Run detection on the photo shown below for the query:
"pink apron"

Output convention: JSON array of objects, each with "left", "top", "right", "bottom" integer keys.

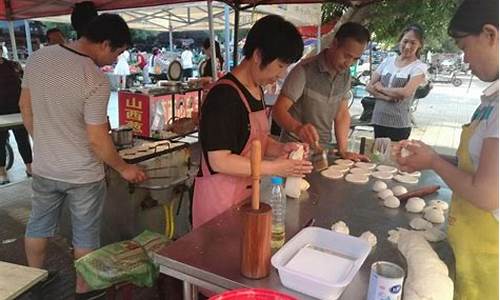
[{"left": 193, "top": 79, "right": 269, "bottom": 229}]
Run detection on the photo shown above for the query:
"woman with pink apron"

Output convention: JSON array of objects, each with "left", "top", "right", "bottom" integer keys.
[
  {"left": 396, "top": 2, "right": 498, "bottom": 298},
  {"left": 193, "top": 15, "right": 312, "bottom": 229}
]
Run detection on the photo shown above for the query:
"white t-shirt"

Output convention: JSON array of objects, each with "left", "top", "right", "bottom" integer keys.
[
  {"left": 22, "top": 45, "right": 109, "bottom": 184},
  {"left": 181, "top": 50, "right": 193, "bottom": 69},
  {"left": 468, "top": 80, "right": 498, "bottom": 219}
]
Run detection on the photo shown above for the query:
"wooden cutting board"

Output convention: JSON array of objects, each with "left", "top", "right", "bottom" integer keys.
[{"left": 0, "top": 261, "right": 48, "bottom": 300}]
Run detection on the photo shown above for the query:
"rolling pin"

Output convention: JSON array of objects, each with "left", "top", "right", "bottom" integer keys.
[
  {"left": 397, "top": 185, "right": 441, "bottom": 202},
  {"left": 240, "top": 140, "right": 272, "bottom": 279}
]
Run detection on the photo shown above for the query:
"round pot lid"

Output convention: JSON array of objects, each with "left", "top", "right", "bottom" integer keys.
[{"left": 168, "top": 60, "right": 182, "bottom": 81}]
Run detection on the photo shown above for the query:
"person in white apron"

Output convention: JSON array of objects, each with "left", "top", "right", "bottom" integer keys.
[
  {"left": 193, "top": 15, "right": 313, "bottom": 228},
  {"left": 395, "top": 1, "right": 498, "bottom": 298}
]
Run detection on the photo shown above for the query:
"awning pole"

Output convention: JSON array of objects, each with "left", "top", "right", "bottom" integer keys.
[
  {"left": 169, "top": 14, "right": 173, "bottom": 52},
  {"left": 207, "top": 0, "right": 217, "bottom": 81},
  {"left": 232, "top": 6, "right": 240, "bottom": 69},
  {"left": 316, "top": 14, "right": 321, "bottom": 54},
  {"left": 24, "top": 20, "right": 32, "bottom": 56},
  {"left": 223, "top": 5, "right": 231, "bottom": 72},
  {"left": 7, "top": 21, "right": 19, "bottom": 61}
]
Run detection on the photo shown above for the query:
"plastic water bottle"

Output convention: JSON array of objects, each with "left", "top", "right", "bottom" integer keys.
[{"left": 270, "top": 176, "right": 286, "bottom": 249}]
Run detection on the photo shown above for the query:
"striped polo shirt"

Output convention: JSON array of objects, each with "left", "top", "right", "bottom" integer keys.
[
  {"left": 279, "top": 51, "right": 351, "bottom": 145},
  {"left": 22, "top": 45, "right": 110, "bottom": 184},
  {"left": 371, "top": 56, "right": 427, "bottom": 128}
]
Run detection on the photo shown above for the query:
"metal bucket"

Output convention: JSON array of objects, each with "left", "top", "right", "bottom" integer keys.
[{"left": 111, "top": 127, "right": 133, "bottom": 147}]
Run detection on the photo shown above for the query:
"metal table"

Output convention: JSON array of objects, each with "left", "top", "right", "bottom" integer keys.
[
  {"left": 0, "top": 113, "right": 23, "bottom": 129},
  {"left": 154, "top": 170, "right": 455, "bottom": 299}
]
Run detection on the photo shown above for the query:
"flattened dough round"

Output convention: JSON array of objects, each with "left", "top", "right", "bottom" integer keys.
[
  {"left": 399, "top": 170, "right": 422, "bottom": 177},
  {"left": 334, "top": 159, "right": 355, "bottom": 167},
  {"left": 391, "top": 185, "right": 408, "bottom": 196},
  {"left": 321, "top": 168, "right": 344, "bottom": 179},
  {"left": 345, "top": 174, "right": 369, "bottom": 184},
  {"left": 376, "top": 165, "right": 398, "bottom": 173},
  {"left": 372, "top": 180, "right": 387, "bottom": 192},
  {"left": 384, "top": 196, "right": 401, "bottom": 208},
  {"left": 424, "top": 207, "right": 445, "bottom": 223},
  {"left": 355, "top": 162, "right": 377, "bottom": 170},
  {"left": 394, "top": 174, "right": 419, "bottom": 184},
  {"left": 372, "top": 171, "right": 394, "bottom": 180},
  {"left": 378, "top": 189, "right": 394, "bottom": 200},
  {"left": 405, "top": 197, "right": 426, "bottom": 213},
  {"left": 428, "top": 199, "right": 449, "bottom": 211},
  {"left": 326, "top": 165, "right": 350, "bottom": 173},
  {"left": 409, "top": 217, "right": 433, "bottom": 230},
  {"left": 350, "top": 168, "right": 372, "bottom": 176}
]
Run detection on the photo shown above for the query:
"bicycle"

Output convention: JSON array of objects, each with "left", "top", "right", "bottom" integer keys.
[{"left": 347, "top": 70, "right": 370, "bottom": 108}]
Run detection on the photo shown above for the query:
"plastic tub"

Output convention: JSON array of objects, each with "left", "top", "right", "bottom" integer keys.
[
  {"left": 209, "top": 288, "right": 297, "bottom": 299},
  {"left": 271, "top": 226, "right": 371, "bottom": 300}
]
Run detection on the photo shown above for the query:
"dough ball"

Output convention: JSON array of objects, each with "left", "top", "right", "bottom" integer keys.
[
  {"left": 405, "top": 197, "right": 426, "bottom": 213},
  {"left": 345, "top": 174, "right": 369, "bottom": 184},
  {"left": 359, "top": 231, "right": 377, "bottom": 247},
  {"left": 423, "top": 227, "right": 447, "bottom": 242},
  {"left": 428, "top": 199, "right": 449, "bottom": 211},
  {"left": 387, "top": 229, "right": 401, "bottom": 244},
  {"left": 423, "top": 207, "right": 445, "bottom": 224},
  {"left": 391, "top": 185, "right": 408, "bottom": 196},
  {"left": 288, "top": 144, "right": 304, "bottom": 160},
  {"left": 300, "top": 179, "right": 310, "bottom": 191},
  {"left": 384, "top": 196, "right": 401, "bottom": 208},
  {"left": 331, "top": 221, "right": 350, "bottom": 235},
  {"left": 409, "top": 217, "right": 433, "bottom": 230},
  {"left": 372, "top": 180, "right": 387, "bottom": 192},
  {"left": 378, "top": 189, "right": 394, "bottom": 200},
  {"left": 401, "top": 147, "right": 412, "bottom": 158}
]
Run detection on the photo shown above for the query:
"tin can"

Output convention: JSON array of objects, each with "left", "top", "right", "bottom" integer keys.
[{"left": 367, "top": 261, "right": 405, "bottom": 300}]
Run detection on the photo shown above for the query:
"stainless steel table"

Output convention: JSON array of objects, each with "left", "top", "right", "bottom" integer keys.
[
  {"left": 154, "top": 170, "right": 455, "bottom": 299},
  {"left": 0, "top": 113, "right": 23, "bottom": 129}
]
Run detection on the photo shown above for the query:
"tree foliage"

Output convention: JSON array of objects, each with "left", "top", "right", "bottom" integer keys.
[{"left": 322, "top": 0, "right": 461, "bottom": 52}]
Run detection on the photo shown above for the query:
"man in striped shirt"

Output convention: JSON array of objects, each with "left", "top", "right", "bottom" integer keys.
[{"left": 19, "top": 14, "right": 146, "bottom": 299}]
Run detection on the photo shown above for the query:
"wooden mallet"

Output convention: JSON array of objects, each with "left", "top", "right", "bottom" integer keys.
[{"left": 240, "top": 140, "right": 272, "bottom": 279}]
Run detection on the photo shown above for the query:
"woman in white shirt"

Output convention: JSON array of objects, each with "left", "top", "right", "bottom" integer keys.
[
  {"left": 366, "top": 25, "right": 427, "bottom": 141},
  {"left": 395, "top": 0, "right": 498, "bottom": 297},
  {"left": 114, "top": 49, "right": 130, "bottom": 89}
]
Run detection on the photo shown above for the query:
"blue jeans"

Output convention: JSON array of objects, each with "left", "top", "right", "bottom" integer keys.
[{"left": 25, "top": 175, "right": 106, "bottom": 249}]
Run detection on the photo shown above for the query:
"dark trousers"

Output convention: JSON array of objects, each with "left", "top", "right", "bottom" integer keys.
[
  {"left": 0, "top": 127, "right": 33, "bottom": 167},
  {"left": 374, "top": 125, "right": 411, "bottom": 142},
  {"left": 182, "top": 68, "right": 193, "bottom": 80}
]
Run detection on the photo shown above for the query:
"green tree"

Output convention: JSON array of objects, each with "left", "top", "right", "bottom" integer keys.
[{"left": 322, "top": 0, "right": 460, "bottom": 52}]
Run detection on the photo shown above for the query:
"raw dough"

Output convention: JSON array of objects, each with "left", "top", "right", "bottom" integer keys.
[
  {"left": 401, "top": 147, "right": 412, "bottom": 158},
  {"left": 331, "top": 221, "right": 350, "bottom": 235},
  {"left": 345, "top": 174, "right": 369, "bottom": 184},
  {"left": 285, "top": 144, "right": 305, "bottom": 198},
  {"left": 326, "top": 165, "right": 350, "bottom": 173},
  {"left": 300, "top": 179, "right": 310, "bottom": 191},
  {"left": 384, "top": 196, "right": 400, "bottom": 208},
  {"left": 423, "top": 207, "right": 445, "bottom": 224},
  {"left": 423, "top": 227, "right": 447, "bottom": 242},
  {"left": 372, "top": 180, "right": 387, "bottom": 192},
  {"left": 409, "top": 217, "right": 433, "bottom": 230},
  {"left": 334, "top": 159, "right": 355, "bottom": 167},
  {"left": 372, "top": 171, "right": 394, "bottom": 180},
  {"left": 377, "top": 189, "right": 394, "bottom": 200},
  {"left": 349, "top": 168, "right": 372, "bottom": 176},
  {"left": 405, "top": 197, "right": 426, "bottom": 213},
  {"left": 355, "top": 162, "right": 377, "bottom": 170},
  {"left": 376, "top": 165, "right": 398, "bottom": 173},
  {"left": 428, "top": 199, "right": 449, "bottom": 210},
  {"left": 391, "top": 185, "right": 408, "bottom": 196},
  {"left": 399, "top": 170, "right": 421, "bottom": 177},
  {"left": 359, "top": 231, "right": 377, "bottom": 247},
  {"left": 394, "top": 174, "right": 419, "bottom": 184},
  {"left": 321, "top": 168, "right": 344, "bottom": 179}
]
